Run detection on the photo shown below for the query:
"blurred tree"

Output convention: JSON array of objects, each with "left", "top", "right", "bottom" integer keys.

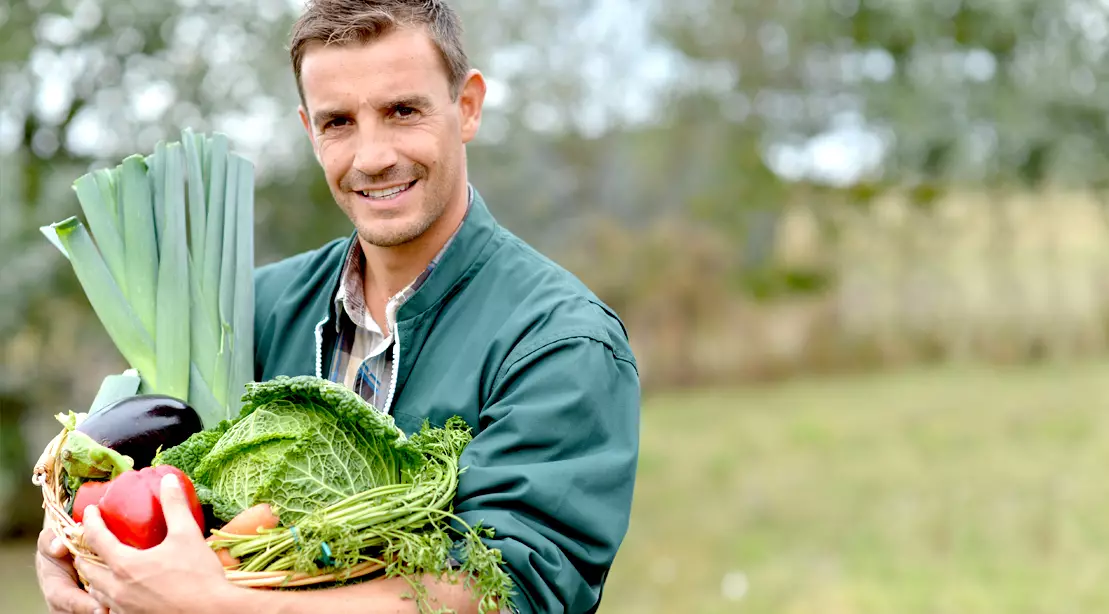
[
  {"left": 6, "top": 0, "right": 1109, "bottom": 533},
  {"left": 0, "top": 0, "right": 312, "bottom": 534},
  {"left": 0, "top": 0, "right": 659, "bottom": 534}
]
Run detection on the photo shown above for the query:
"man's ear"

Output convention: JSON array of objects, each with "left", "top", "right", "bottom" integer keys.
[
  {"left": 298, "top": 104, "right": 320, "bottom": 161},
  {"left": 458, "top": 69, "right": 486, "bottom": 144}
]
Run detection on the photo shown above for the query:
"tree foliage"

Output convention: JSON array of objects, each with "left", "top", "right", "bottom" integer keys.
[{"left": 5, "top": 0, "right": 1109, "bottom": 532}]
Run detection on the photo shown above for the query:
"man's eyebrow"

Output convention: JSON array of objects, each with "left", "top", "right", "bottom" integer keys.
[
  {"left": 311, "top": 108, "right": 350, "bottom": 128},
  {"left": 311, "top": 96, "right": 435, "bottom": 126},
  {"left": 385, "top": 95, "right": 434, "bottom": 110}
]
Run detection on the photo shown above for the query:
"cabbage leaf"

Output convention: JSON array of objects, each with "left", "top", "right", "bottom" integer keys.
[{"left": 156, "top": 375, "right": 423, "bottom": 523}]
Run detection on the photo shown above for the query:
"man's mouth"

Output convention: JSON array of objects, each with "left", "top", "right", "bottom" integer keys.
[{"left": 357, "top": 180, "right": 418, "bottom": 200}]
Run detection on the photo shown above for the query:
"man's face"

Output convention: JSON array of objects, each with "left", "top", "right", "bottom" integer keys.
[{"left": 298, "top": 27, "right": 483, "bottom": 248}]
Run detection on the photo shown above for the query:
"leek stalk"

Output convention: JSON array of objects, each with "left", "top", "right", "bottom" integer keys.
[
  {"left": 120, "top": 155, "right": 158, "bottom": 338},
  {"left": 155, "top": 142, "right": 191, "bottom": 401},
  {"left": 41, "top": 129, "right": 256, "bottom": 428}
]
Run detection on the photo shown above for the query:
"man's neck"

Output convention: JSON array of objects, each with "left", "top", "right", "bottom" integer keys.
[{"left": 359, "top": 184, "right": 469, "bottom": 323}]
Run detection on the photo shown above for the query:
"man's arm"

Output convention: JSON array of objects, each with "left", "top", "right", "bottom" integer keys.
[
  {"left": 450, "top": 333, "right": 641, "bottom": 613},
  {"left": 76, "top": 472, "right": 496, "bottom": 614}
]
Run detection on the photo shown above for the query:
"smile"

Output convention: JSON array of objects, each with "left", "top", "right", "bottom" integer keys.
[{"left": 358, "top": 180, "right": 417, "bottom": 200}]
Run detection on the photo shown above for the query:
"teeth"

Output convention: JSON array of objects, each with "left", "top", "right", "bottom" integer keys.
[{"left": 360, "top": 183, "right": 409, "bottom": 199}]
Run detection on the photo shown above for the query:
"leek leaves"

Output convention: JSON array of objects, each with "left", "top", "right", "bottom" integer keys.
[{"left": 41, "top": 129, "right": 255, "bottom": 428}]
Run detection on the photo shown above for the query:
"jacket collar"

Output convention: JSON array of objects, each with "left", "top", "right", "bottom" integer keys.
[{"left": 395, "top": 187, "right": 500, "bottom": 321}]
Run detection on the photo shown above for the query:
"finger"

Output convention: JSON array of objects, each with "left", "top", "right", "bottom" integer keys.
[
  {"left": 38, "top": 550, "right": 80, "bottom": 585},
  {"left": 39, "top": 560, "right": 100, "bottom": 614},
  {"left": 75, "top": 558, "right": 119, "bottom": 599},
  {"left": 59, "top": 585, "right": 102, "bottom": 614},
  {"left": 38, "top": 527, "right": 68, "bottom": 559},
  {"left": 160, "top": 473, "right": 202, "bottom": 539},
  {"left": 48, "top": 536, "right": 69, "bottom": 559},
  {"left": 88, "top": 585, "right": 118, "bottom": 613},
  {"left": 80, "top": 505, "right": 130, "bottom": 565},
  {"left": 36, "top": 538, "right": 81, "bottom": 589}
]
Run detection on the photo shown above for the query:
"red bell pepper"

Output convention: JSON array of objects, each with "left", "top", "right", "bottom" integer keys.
[
  {"left": 72, "top": 480, "right": 111, "bottom": 523},
  {"left": 96, "top": 465, "right": 205, "bottom": 549}
]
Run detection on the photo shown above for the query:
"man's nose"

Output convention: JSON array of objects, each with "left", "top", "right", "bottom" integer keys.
[{"left": 352, "top": 122, "right": 399, "bottom": 178}]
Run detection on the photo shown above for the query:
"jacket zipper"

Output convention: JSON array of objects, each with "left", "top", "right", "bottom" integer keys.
[
  {"left": 313, "top": 316, "right": 327, "bottom": 379},
  {"left": 382, "top": 322, "right": 400, "bottom": 414}
]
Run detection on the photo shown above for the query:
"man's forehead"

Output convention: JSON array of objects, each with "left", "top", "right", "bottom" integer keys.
[{"left": 299, "top": 27, "right": 444, "bottom": 90}]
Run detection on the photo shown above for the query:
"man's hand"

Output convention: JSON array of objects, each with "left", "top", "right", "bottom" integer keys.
[
  {"left": 36, "top": 526, "right": 102, "bottom": 614},
  {"left": 75, "top": 473, "right": 236, "bottom": 614}
]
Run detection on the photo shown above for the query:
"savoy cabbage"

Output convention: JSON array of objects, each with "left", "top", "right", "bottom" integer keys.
[{"left": 155, "top": 375, "right": 423, "bottom": 523}]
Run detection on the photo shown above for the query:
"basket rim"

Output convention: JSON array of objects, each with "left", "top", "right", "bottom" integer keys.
[{"left": 34, "top": 425, "right": 383, "bottom": 589}]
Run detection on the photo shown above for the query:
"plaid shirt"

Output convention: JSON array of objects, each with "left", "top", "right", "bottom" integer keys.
[{"left": 328, "top": 185, "right": 472, "bottom": 411}]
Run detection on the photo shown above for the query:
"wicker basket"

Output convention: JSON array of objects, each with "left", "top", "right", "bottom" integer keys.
[{"left": 31, "top": 426, "right": 383, "bottom": 589}]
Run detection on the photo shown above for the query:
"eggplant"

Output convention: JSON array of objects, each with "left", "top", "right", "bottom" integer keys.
[{"left": 77, "top": 395, "right": 202, "bottom": 469}]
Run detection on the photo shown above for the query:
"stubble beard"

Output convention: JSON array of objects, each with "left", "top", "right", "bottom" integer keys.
[
  {"left": 334, "top": 163, "right": 442, "bottom": 248},
  {"left": 356, "top": 202, "right": 441, "bottom": 248},
  {"left": 348, "top": 179, "right": 456, "bottom": 248}
]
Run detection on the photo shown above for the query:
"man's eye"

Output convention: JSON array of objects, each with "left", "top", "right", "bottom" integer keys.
[
  {"left": 394, "top": 106, "right": 417, "bottom": 118},
  {"left": 324, "top": 117, "right": 350, "bottom": 129}
]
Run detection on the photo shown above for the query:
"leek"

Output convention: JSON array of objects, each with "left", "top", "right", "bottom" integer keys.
[
  {"left": 192, "top": 132, "right": 228, "bottom": 409},
  {"left": 73, "top": 170, "right": 126, "bottom": 296},
  {"left": 120, "top": 155, "right": 158, "bottom": 338},
  {"left": 231, "top": 155, "right": 254, "bottom": 405},
  {"left": 183, "top": 128, "right": 207, "bottom": 271},
  {"left": 88, "top": 370, "right": 142, "bottom": 416},
  {"left": 155, "top": 143, "right": 191, "bottom": 401},
  {"left": 48, "top": 217, "right": 157, "bottom": 380},
  {"left": 41, "top": 129, "right": 256, "bottom": 428},
  {"left": 212, "top": 155, "right": 238, "bottom": 409},
  {"left": 148, "top": 141, "right": 167, "bottom": 247}
]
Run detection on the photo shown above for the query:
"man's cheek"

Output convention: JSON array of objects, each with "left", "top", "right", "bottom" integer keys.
[{"left": 317, "top": 140, "right": 343, "bottom": 171}]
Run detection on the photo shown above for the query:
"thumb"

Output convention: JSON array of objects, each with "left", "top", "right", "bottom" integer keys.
[
  {"left": 48, "top": 537, "right": 68, "bottom": 558},
  {"left": 159, "top": 473, "right": 202, "bottom": 539}
]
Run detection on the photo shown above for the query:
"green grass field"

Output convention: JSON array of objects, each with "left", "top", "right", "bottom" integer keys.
[
  {"left": 5, "top": 361, "right": 1109, "bottom": 613},
  {"left": 602, "top": 361, "right": 1109, "bottom": 613}
]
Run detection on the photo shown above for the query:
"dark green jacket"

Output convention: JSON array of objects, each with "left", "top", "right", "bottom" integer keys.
[{"left": 252, "top": 189, "right": 640, "bottom": 613}]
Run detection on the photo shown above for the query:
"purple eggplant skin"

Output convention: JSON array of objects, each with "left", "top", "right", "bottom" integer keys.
[{"left": 76, "top": 395, "right": 202, "bottom": 469}]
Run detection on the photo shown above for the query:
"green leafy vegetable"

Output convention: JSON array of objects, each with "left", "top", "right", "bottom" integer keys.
[
  {"left": 161, "top": 376, "right": 422, "bottom": 524},
  {"left": 40, "top": 128, "right": 254, "bottom": 427},
  {"left": 152, "top": 421, "right": 229, "bottom": 476},
  {"left": 55, "top": 411, "right": 134, "bottom": 493},
  {"left": 155, "top": 375, "right": 515, "bottom": 613}
]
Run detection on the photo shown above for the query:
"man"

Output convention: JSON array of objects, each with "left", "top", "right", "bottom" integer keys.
[{"left": 35, "top": 0, "right": 640, "bottom": 613}]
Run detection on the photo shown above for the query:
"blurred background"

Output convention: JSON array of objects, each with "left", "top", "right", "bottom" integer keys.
[{"left": 4, "top": 0, "right": 1109, "bottom": 612}]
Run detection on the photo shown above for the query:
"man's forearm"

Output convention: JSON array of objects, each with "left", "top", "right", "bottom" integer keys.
[{"left": 217, "top": 574, "right": 485, "bottom": 614}]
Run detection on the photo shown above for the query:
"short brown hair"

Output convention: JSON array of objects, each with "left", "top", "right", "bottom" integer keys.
[{"left": 290, "top": 0, "right": 470, "bottom": 106}]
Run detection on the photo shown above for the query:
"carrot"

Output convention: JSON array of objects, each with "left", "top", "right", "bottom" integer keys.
[
  {"left": 213, "top": 543, "right": 240, "bottom": 569},
  {"left": 206, "top": 503, "right": 279, "bottom": 569},
  {"left": 213, "top": 503, "right": 280, "bottom": 535}
]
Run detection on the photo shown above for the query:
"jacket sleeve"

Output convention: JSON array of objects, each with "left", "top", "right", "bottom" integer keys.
[{"left": 453, "top": 333, "right": 641, "bottom": 614}]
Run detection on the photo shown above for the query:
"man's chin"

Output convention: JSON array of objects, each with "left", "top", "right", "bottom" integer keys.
[{"left": 356, "top": 221, "right": 423, "bottom": 249}]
